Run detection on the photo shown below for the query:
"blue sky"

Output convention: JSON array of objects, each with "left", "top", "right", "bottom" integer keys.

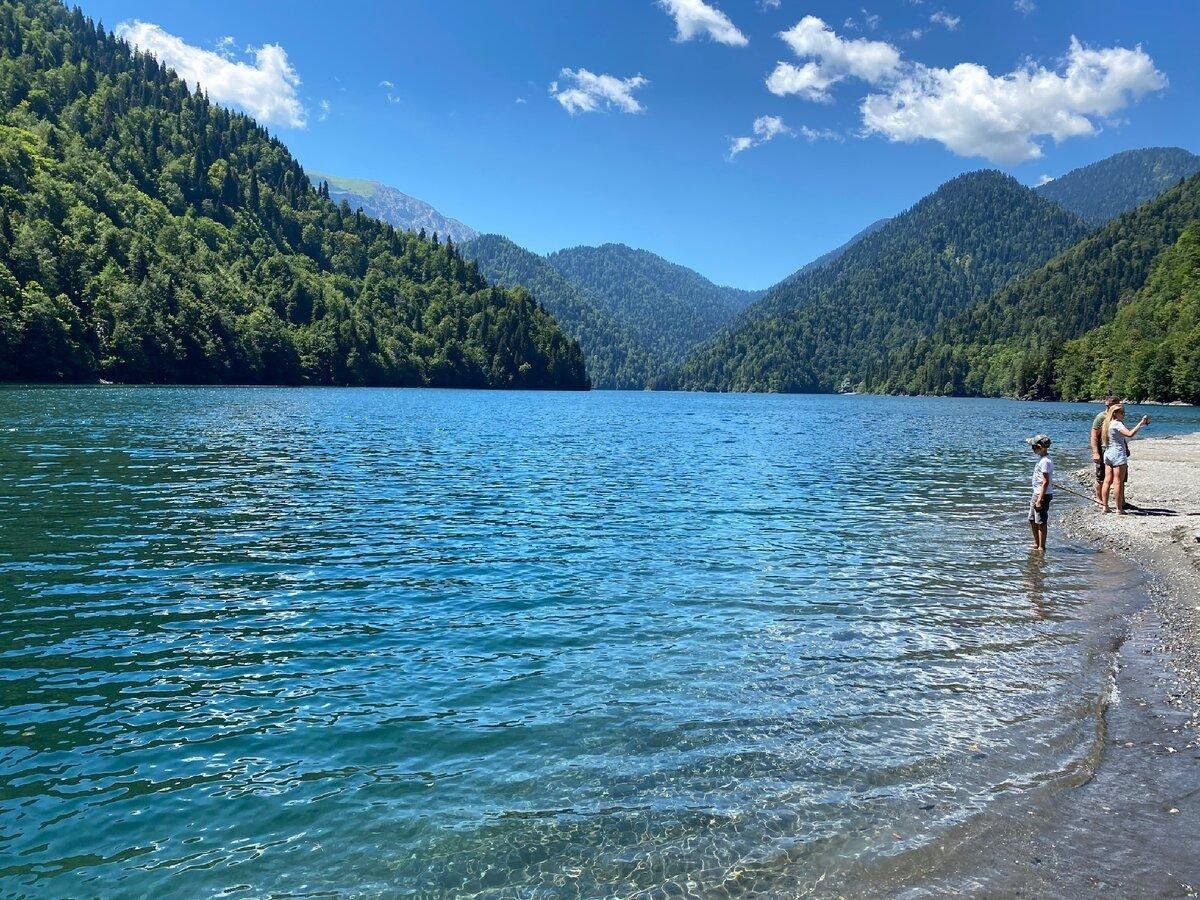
[{"left": 81, "top": 0, "right": 1199, "bottom": 289}]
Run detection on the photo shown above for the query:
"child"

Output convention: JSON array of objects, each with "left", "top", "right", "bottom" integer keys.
[{"left": 1026, "top": 435, "right": 1053, "bottom": 551}]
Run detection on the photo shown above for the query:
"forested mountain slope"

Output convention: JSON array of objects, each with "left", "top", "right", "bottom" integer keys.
[
  {"left": 880, "top": 172, "right": 1200, "bottom": 399},
  {"left": 462, "top": 234, "right": 658, "bottom": 389},
  {"left": 1034, "top": 147, "right": 1200, "bottom": 227},
  {"left": 780, "top": 217, "right": 891, "bottom": 284},
  {"left": 306, "top": 171, "right": 479, "bottom": 245},
  {"left": 0, "top": 0, "right": 585, "bottom": 388},
  {"left": 674, "top": 171, "right": 1090, "bottom": 394},
  {"left": 1055, "top": 225, "right": 1200, "bottom": 404},
  {"left": 546, "top": 243, "right": 763, "bottom": 366}
]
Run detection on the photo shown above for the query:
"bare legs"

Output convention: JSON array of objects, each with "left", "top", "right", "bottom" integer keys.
[
  {"left": 1101, "top": 463, "right": 1130, "bottom": 513},
  {"left": 1029, "top": 518, "right": 1047, "bottom": 551}
]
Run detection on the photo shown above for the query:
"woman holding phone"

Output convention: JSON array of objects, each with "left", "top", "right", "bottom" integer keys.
[{"left": 1101, "top": 404, "right": 1151, "bottom": 514}]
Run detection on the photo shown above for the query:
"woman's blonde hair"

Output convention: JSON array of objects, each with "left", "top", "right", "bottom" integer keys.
[{"left": 1102, "top": 403, "right": 1125, "bottom": 440}]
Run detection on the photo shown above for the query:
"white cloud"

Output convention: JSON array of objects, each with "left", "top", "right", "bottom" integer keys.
[
  {"left": 930, "top": 10, "right": 960, "bottom": 29},
  {"left": 798, "top": 124, "right": 844, "bottom": 141},
  {"left": 657, "top": 0, "right": 748, "bottom": 46},
  {"left": 379, "top": 79, "right": 394, "bottom": 88},
  {"left": 1014, "top": 0, "right": 1036, "bottom": 12},
  {"left": 861, "top": 38, "right": 1167, "bottom": 163},
  {"left": 728, "top": 114, "right": 794, "bottom": 158},
  {"left": 767, "top": 15, "right": 901, "bottom": 100},
  {"left": 862, "top": 9, "right": 881, "bottom": 29},
  {"left": 908, "top": 28, "right": 925, "bottom": 40},
  {"left": 516, "top": 96, "right": 527, "bottom": 104},
  {"left": 116, "top": 21, "right": 305, "bottom": 128},
  {"left": 1037, "top": 174, "right": 1054, "bottom": 185},
  {"left": 551, "top": 68, "right": 649, "bottom": 114},
  {"left": 760, "top": 0, "right": 781, "bottom": 8},
  {"left": 317, "top": 99, "right": 330, "bottom": 122}
]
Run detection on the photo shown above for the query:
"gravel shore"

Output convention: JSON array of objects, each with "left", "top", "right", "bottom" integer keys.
[{"left": 1062, "top": 431, "right": 1200, "bottom": 726}]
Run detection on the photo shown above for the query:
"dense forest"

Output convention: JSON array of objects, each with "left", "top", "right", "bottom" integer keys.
[
  {"left": 546, "top": 243, "right": 762, "bottom": 366},
  {"left": 1055, "top": 225, "right": 1200, "bottom": 403},
  {"left": 0, "top": 0, "right": 587, "bottom": 388},
  {"left": 877, "top": 172, "right": 1200, "bottom": 399},
  {"left": 1033, "top": 147, "right": 1200, "bottom": 227},
  {"left": 674, "top": 171, "right": 1090, "bottom": 393},
  {"left": 462, "top": 234, "right": 659, "bottom": 390}
]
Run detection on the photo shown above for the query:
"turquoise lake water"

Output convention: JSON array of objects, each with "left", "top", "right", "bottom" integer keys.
[{"left": 2, "top": 388, "right": 1199, "bottom": 896}]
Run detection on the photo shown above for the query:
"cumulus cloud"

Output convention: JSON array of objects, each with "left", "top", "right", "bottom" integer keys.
[
  {"left": 861, "top": 38, "right": 1167, "bottom": 163},
  {"left": 929, "top": 10, "right": 960, "bottom": 29},
  {"left": 551, "top": 68, "right": 649, "bottom": 114},
  {"left": 116, "top": 20, "right": 305, "bottom": 128},
  {"left": 767, "top": 15, "right": 901, "bottom": 101},
  {"left": 728, "top": 114, "right": 793, "bottom": 158},
  {"left": 657, "top": 0, "right": 748, "bottom": 46}
]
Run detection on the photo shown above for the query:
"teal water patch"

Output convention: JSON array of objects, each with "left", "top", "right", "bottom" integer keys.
[{"left": 1, "top": 388, "right": 1197, "bottom": 895}]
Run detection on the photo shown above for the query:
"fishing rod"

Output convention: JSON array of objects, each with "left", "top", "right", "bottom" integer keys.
[{"left": 1051, "top": 480, "right": 1103, "bottom": 507}]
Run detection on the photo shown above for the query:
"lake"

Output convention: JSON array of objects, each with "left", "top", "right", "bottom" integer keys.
[{"left": 2, "top": 388, "right": 1198, "bottom": 895}]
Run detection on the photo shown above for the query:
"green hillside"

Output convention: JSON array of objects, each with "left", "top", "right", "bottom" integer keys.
[
  {"left": 462, "top": 234, "right": 658, "bottom": 389},
  {"left": 1034, "top": 147, "right": 1200, "bottom": 227},
  {"left": 546, "top": 243, "right": 762, "bottom": 366},
  {"left": 880, "top": 172, "right": 1200, "bottom": 399},
  {"left": 675, "top": 171, "right": 1090, "bottom": 393},
  {"left": 0, "top": 0, "right": 585, "bottom": 388},
  {"left": 1053, "top": 225, "right": 1200, "bottom": 403}
]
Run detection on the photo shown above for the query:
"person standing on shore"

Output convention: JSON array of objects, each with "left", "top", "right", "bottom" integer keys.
[
  {"left": 1101, "top": 404, "right": 1151, "bottom": 514},
  {"left": 1090, "top": 396, "right": 1119, "bottom": 505},
  {"left": 1026, "top": 435, "right": 1053, "bottom": 552}
]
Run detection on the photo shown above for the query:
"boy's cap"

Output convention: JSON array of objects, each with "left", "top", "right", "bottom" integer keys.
[{"left": 1025, "top": 434, "right": 1052, "bottom": 447}]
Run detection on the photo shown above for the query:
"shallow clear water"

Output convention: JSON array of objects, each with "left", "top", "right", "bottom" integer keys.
[{"left": 2, "top": 388, "right": 1198, "bottom": 896}]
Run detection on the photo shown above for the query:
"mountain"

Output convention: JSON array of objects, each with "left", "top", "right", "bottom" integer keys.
[
  {"left": 782, "top": 217, "right": 891, "bottom": 283},
  {"left": 307, "top": 171, "right": 479, "bottom": 244},
  {"left": 1034, "top": 147, "right": 1200, "bottom": 227},
  {"left": 545, "top": 244, "right": 763, "bottom": 366},
  {"left": 1055, "top": 224, "right": 1200, "bottom": 404},
  {"left": 880, "top": 171, "right": 1200, "bottom": 399},
  {"left": 675, "top": 171, "right": 1090, "bottom": 394},
  {"left": 0, "top": 0, "right": 585, "bottom": 389},
  {"left": 462, "top": 234, "right": 658, "bottom": 389}
]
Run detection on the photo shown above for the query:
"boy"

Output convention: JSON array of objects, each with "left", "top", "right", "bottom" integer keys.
[{"left": 1026, "top": 435, "right": 1053, "bottom": 551}]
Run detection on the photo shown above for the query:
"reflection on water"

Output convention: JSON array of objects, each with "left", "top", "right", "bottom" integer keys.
[{"left": 1, "top": 388, "right": 1198, "bottom": 896}]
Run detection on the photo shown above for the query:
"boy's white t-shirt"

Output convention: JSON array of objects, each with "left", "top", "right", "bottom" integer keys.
[{"left": 1032, "top": 456, "right": 1054, "bottom": 496}]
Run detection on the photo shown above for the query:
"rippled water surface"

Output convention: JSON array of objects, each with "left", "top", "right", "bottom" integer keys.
[{"left": 2, "top": 388, "right": 1199, "bottom": 896}]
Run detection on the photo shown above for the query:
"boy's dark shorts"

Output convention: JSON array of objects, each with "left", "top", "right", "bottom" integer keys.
[
  {"left": 1028, "top": 495, "right": 1051, "bottom": 525},
  {"left": 1095, "top": 459, "right": 1129, "bottom": 483}
]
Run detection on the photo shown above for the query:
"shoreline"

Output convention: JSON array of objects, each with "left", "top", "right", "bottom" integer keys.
[{"left": 1063, "top": 431, "right": 1200, "bottom": 728}]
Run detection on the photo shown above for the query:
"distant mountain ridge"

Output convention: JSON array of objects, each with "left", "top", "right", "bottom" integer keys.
[
  {"left": 462, "top": 235, "right": 659, "bottom": 390},
  {"left": 675, "top": 170, "right": 1090, "bottom": 393},
  {"left": 1034, "top": 147, "right": 1200, "bottom": 226},
  {"left": 307, "top": 172, "right": 479, "bottom": 244},
  {"left": 546, "top": 244, "right": 764, "bottom": 367}
]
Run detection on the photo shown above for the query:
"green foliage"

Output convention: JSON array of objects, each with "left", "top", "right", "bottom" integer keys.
[
  {"left": 1034, "top": 147, "right": 1200, "bottom": 227},
  {"left": 881, "top": 172, "right": 1200, "bottom": 399},
  {"left": 0, "top": 0, "right": 587, "bottom": 388},
  {"left": 1054, "top": 225, "right": 1200, "bottom": 404},
  {"left": 546, "top": 243, "right": 762, "bottom": 366},
  {"left": 462, "top": 234, "right": 659, "bottom": 389},
  {"left": 675, "top": 171, "right": 1089, "bottom": 393}
]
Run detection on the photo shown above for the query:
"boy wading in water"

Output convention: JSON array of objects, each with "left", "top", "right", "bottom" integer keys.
[{"left": 1026, "top": 435, "right": 1053, "bottom": 552}]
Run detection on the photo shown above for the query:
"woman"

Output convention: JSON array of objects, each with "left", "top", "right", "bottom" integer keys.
[{"left": 1101, "top": 404, "right": 1151, "bottom": 514}]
